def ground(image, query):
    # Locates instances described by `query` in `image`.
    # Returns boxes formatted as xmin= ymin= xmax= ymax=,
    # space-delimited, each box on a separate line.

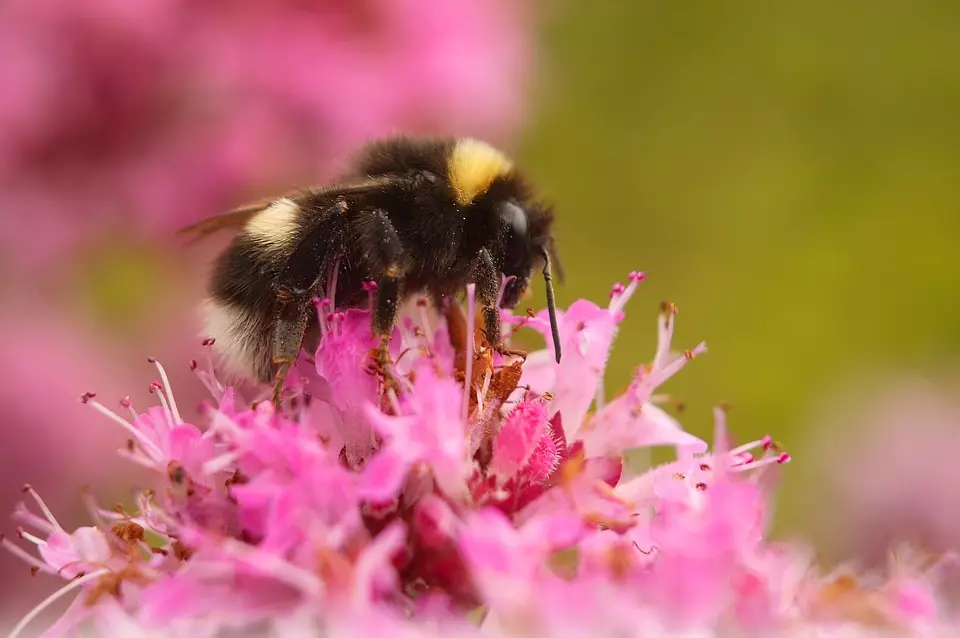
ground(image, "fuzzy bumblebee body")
xmin=183 ymin=136 xmax=562 ymax=406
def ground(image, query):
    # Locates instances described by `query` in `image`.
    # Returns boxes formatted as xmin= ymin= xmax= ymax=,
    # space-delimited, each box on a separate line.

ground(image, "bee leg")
xmin=474 ymin=248 xmax=526 ymax=360
xmin=270 ymin=294 xmax=312 ymax=410
xmin=372 ymin=274 xmax=401 ymax=391
xmin=358 ymin=209 xmax=406 ymax=390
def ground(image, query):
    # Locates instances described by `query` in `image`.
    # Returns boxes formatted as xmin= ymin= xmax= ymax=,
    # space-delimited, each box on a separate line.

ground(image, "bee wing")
xmin=178 ymin=178 xmax=393 ymax=245
xmin=177 ymin=202 xmax=272 ymax=245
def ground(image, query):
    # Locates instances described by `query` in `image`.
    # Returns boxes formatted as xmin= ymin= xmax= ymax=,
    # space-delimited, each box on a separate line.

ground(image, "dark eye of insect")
xmin=498 ymin=200 xmax=528 ymax=269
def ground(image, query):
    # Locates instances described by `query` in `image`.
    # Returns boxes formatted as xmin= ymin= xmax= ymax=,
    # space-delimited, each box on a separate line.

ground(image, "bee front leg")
xmin=474 ymin=248 xmax=526 ymax=360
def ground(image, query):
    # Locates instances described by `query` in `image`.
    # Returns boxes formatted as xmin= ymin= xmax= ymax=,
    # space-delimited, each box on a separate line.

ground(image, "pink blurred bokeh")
xmin=806 ymin=375 xmax=960 ymax=569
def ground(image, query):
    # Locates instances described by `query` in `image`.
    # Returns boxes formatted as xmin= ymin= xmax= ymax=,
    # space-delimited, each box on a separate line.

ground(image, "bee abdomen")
xmin=201 ymin=297 xmax=275 ymax=383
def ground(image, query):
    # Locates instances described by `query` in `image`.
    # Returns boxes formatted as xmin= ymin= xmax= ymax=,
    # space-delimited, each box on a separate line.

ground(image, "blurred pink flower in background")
xmin=0 ymin=0 xmax=531 ymax=271
xmin=807 ymin=376 xmax=960 ymax=569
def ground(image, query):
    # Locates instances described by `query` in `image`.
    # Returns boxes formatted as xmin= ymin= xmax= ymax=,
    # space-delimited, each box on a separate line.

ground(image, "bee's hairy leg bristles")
xmin=360 ymin=208 xmax=406 ymax=392
xmin=474 ymin=248 xmax=527 ymax=360
xmin=271 ymin=359 xmax=294 ymax=410
xmin=372 ymin=336 xmax=400 ymax=394
xmin=540 ymin=246 xmax=562 ymax=363
xmin=269 ymin=296 xmax=312 ymax=411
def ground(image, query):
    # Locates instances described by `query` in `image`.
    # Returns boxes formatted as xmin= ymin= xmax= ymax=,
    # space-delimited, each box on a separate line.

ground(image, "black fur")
xmin=206 ymin=135 xmax=559 ymax=393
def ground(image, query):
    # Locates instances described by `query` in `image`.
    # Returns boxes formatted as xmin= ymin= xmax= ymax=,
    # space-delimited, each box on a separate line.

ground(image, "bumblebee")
xmin=180 ymin=136 xmax=562 ymax=407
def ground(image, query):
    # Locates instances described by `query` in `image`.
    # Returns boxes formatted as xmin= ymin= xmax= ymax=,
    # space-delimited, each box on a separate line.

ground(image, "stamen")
xmin=219 ymin=540 xmax=322 ymax=595
xmin=203 ymin=452 xmax=241 ymax=476
xmin=386 ymin=388 xmax=403 ymax=417
xmin=609 ymin=270 xmax=646 ymax=315
xmin=116 ymin=449 xmax=161 ymax=471
xmin=22 ymin=485 xmax=61 ymax=529
xmin=16 ymin=527 xmax=46 ymax=546
xmin=463 ymin=283 xmax=476 ymax=424
xmin=1 ymin=536 xmax=56 ymax=574
xmin=649 ymin=342 xmax=707 ymax=388
xmin=729 ymin=438 xmax=770 ymax=458
xmin=328 ymin=256 xmax=342 ymax=310
xmin=731 ymin=454 xmax=789 ymax=473
xmin=479 ymin=366 xmax=493 ymax=410
xmin=191 ymin=353 xmax=224 ymax=398
xmin=80 ymin=488 xmax=107 ymax=531
xmin=149 ymin=359 xmax=183 ymax=425
xmin=149 ymin=381 xmax=176 ymax=430
xmin=85 ymin=400 xmax=164 ymax=462
xmin=417 ymin=300 xmax=435 ymax=347
xmin=8 ymin=569 xmax=111 ymax=638
xmin=12 ymin=503 xmax=55 ymax=535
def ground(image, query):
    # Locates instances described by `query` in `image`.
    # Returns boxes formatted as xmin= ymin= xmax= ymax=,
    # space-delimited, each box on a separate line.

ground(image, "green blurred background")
xmin=520 ymin=0 xmax=960 ymax=534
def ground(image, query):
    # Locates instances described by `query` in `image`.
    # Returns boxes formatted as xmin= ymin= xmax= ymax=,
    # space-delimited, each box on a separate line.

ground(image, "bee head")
xmin=496 ymin=198 xmax=558 ymax=308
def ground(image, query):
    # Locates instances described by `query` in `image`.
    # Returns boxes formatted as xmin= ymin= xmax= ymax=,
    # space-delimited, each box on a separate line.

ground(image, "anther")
xmin=79 ymin=392 xmax=96 ymax=404
xmin=628 ymin=271 xmax=646 ymax=283
xmin=201 ymin=337 xmax=216 ymax=347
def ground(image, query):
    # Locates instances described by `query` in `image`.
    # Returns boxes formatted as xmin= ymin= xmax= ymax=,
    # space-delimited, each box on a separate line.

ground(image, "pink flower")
xmin=7 ymin=274 xmax=959 ymax=637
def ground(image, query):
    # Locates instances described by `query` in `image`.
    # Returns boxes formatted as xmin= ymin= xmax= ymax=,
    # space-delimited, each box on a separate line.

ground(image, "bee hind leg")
xmin=270 ymin=295 xmax=312 ymax=411
xmin=358 ymin=209 xmax=406 ymax=391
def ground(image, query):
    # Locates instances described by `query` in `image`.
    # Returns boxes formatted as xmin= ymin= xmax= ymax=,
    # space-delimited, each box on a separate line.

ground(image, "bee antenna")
xmin=540 ymin=246 xmax=562 ymax=363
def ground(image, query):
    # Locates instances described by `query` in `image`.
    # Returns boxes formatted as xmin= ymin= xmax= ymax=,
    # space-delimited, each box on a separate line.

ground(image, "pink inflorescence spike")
xmin=10 ymin=273 xmax=938 ymax=638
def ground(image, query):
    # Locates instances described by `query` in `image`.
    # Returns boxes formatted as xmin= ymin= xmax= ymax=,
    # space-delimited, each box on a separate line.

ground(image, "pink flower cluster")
xmin=6 ymin=275 xmax=956 ymax=637
xmin=0 ymin=0 xmax=529 ymax=270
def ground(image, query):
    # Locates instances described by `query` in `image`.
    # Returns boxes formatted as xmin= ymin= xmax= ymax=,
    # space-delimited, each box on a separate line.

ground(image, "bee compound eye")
xmin=498 ymin=201 xmax=528 ymax=239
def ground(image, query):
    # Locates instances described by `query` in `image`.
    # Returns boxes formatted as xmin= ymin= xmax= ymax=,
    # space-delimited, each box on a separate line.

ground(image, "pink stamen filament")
xmin=12 ymin=505 xmax=55 ymax=536
xmin=417 ymin=300 xmax=435 ymax=347
xmin=8 ymin=569 xmax=111 ymax=638
xmin=653 ymin=311 xmax=674 ymax=370
xmin=23 ymin=486 xmax=61 ymax=530
xmin=479 ymin=366 xmax=493 ymax=409
xmin=731 ymin=452 xmax=790 ymax=473
xmin=315 ymin=298 xmax=330 ymax=338
xmin=151 ymin=383 xmax=176 ymax=431
xmin=1 ymin=536 xmax=57 ymax=574
xmin=328 ymin=257 xmax=341 ymax=310
xmin=219 ymin=540 xmax=323 ymax=595
xmin=150 ymin=359 xmax=183 ymax=425
xmin=203 ymin=452 xmax=241 ymax=476
xmin=86 ymin=401 xmax=165 ymax=462
xmin=16 ymin=527 xmax=46 ymax=546
xmin=609 ymin=270 xmax=645 ymax=315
